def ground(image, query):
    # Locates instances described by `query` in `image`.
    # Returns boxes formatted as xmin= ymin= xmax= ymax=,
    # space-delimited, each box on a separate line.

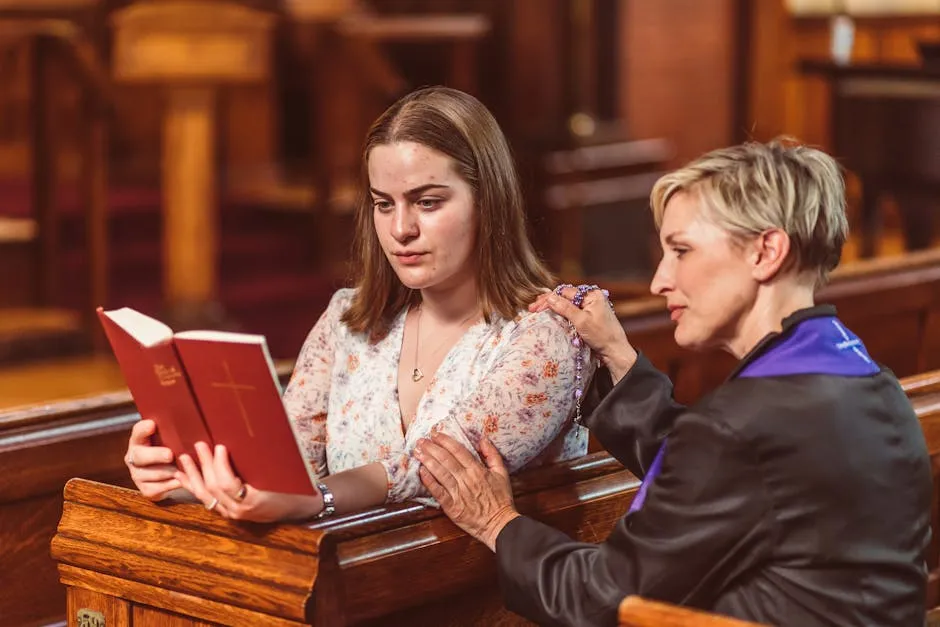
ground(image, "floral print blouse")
xmin=282 ymin=288 xmax=593 ymax=504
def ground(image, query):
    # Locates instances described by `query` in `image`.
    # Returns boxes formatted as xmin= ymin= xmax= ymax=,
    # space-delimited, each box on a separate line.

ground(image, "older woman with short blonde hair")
xmin=417 ymin=139 xmax=932 ymax=626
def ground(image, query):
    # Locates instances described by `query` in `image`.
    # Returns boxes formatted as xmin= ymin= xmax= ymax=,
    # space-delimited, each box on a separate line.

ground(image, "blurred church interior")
xmin=0 ymin=0 xmax=937 ymax=402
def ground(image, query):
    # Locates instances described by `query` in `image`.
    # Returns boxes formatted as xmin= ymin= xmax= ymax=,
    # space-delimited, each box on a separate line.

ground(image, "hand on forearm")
xmin=417 ymin=434 xmax=518 ymax=552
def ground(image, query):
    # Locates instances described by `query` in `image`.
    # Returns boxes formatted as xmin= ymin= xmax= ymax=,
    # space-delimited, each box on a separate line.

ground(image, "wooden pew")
xmin=51 ymin=453 xmax=636 ymax=626
xmin=619 ymin=596 xmax=767 ymax=626
xmin=906 ymin=370 xmax=940 ymax=613
xmin=0 ymin=361 xmax=291 ymax=626
xmin=44 ymin=367 xmax=940 ymax=626
xmin=6 ymin=248 xmax=940 ymax=624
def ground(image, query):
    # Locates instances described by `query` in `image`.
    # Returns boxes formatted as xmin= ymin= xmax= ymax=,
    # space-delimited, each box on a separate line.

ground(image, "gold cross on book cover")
xmin=97 ymin=307 xmax=316 ymax=496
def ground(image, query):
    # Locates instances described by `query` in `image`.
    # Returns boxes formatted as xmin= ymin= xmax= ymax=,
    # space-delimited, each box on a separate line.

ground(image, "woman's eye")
xmin=673 ymin=247 xmax=688 ymax=258
xmin=372 ymin=200 xmax=392 ymax=212
xmin=417 ymin=198 xmax=441 ymax=210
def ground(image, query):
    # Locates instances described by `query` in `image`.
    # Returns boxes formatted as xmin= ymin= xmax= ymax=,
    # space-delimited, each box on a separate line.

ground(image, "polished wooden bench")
xmin=51 ymin=452 xmax=636 ymax=626
xmin=7 ymin=248 xmax=940 ymax=624
xmin=43 ymin=368 xmax=940 ymax=626
xmin=619 ymin=596 xmax=767 ymax=626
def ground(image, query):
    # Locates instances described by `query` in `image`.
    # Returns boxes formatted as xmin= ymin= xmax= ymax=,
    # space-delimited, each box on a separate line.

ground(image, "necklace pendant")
xmin=412 ymin=367 xmax=424 ymax=382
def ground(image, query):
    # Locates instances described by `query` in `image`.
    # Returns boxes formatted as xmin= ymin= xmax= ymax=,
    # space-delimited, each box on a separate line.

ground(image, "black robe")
xmin=496 ymin=306 xmax=932 ymax=626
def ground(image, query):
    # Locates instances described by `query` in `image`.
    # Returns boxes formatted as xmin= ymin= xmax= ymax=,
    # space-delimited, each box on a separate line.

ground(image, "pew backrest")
xmin=618 ymin=596 xmax=768 ymax=626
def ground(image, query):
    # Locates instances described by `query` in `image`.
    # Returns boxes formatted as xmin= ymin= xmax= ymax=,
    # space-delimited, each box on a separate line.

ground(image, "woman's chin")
xmin=392 ymin=270 xmax=432 ymax=290
xmin=673 ymin=325 xmax=709 ymax=352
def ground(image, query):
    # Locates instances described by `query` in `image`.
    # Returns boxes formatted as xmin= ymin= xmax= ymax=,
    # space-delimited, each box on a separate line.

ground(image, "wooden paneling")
xmin=747 ymin=5 xmax=940 ymax=147
xmin=67 ymin=586 xmax=130 ymax=627
xmin=0 ymin=494 xmax=66 ymax=626
xmin=620 ymin=0 xmax=738 ymax=165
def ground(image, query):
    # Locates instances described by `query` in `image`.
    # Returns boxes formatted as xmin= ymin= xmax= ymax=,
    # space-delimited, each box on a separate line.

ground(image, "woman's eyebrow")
xmin=370 ymin=184 xmax=452 ymax=199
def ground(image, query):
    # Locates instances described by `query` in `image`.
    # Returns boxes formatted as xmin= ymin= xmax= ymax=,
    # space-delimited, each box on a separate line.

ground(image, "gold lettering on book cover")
xmin=154 ymin=364 xmax=184 ymax=387
xmin=211 ymin=360 xmax=256 ymax=437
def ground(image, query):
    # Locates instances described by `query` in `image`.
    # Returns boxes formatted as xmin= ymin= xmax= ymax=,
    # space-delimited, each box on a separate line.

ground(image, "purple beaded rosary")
xmin=553 ymin=283 xmax=610 ymax=424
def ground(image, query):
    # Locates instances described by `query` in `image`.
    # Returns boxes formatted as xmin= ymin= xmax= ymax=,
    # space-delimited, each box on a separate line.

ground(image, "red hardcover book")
xmin=97 ymin=307 xmax=315 ymax=496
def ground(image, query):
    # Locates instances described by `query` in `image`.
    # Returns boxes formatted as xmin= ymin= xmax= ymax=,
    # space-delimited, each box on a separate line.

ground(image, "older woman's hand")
xmin=416 ymin=433 xmax=520 ymax=552
xmin=175 ymin=442 xmax=322 ymax=523
xmin=530 ymin=286 xmax=638 ymax=383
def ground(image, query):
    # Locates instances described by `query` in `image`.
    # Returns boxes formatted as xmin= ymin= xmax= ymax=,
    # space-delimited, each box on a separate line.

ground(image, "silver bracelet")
xmin=316 ymin=482 xmax=335 ymax=519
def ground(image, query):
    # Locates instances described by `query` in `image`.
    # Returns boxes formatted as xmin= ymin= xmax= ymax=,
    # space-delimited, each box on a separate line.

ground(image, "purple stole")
xmin=627 ymin=316 xmax=878 ymax=514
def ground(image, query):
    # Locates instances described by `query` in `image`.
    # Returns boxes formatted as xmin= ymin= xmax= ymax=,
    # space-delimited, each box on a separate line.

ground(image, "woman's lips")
xmin=395 ymin=252 xmax=426 ymax=265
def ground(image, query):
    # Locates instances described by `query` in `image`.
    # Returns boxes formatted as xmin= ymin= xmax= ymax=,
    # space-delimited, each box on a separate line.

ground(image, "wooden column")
xmin=110 ymin=1 xmax=274 ymax=328
xmin=162 ymin=87 xmax=218 ymax=319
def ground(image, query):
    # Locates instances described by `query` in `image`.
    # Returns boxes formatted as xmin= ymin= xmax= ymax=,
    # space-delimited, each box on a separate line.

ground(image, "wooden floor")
xmin=0 ymin=228 xmax=921 ymax=412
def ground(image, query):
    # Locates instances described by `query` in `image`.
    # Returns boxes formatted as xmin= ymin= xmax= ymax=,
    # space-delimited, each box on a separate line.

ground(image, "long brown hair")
xmin=341 ymin=86 xmax=553 ymax=338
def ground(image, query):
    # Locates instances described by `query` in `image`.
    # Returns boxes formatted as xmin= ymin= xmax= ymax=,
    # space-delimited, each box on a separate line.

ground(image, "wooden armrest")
xmin=619 ymin=596 xmax=769 ymax=626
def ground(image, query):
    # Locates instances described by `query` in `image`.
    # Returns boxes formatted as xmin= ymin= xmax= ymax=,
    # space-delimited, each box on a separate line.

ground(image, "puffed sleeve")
xmin=495 ymin=407 xmax=775 ymax=627
xmin=281 ymin=289 xmax=352 ymax=479
xmin=383 ymin=311 xmax=594 ymax=503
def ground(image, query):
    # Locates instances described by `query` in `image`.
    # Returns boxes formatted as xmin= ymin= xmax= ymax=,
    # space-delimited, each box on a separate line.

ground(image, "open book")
xmin=97 ymin=307 xmax=315 ymax=496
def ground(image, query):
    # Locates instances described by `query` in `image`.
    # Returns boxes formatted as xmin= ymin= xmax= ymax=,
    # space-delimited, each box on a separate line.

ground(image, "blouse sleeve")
xmin=281 ymin=289 xmax=350 ymax=479
xmin=383 ymin=311 xmax=593 ymax=503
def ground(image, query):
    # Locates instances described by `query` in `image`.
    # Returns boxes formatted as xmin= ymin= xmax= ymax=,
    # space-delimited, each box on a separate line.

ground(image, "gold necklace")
xmin=412 ymin=305 xmax=480 ymax=382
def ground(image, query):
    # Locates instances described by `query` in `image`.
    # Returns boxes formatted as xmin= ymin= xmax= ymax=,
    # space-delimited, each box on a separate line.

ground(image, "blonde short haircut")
xmin=650 ymin=138 xmax=848 ymax=284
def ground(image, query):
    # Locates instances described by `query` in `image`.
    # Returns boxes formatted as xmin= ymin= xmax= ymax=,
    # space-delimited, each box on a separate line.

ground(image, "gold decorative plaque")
xmin=77 ymin=608 xmax=105 ymax=627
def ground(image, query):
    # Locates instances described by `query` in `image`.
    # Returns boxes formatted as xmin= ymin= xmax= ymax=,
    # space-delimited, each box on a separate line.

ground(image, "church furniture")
xmin=0 ymin=0 xmax=112 ymax=354
xmin=618 ymin=595 xmax=768 ymax=626
xmin=800 ymin=60 xmax=940 ymax=258
xmin=52 ymin=452 xmax=636 ymax=626
xmin=539 ymin=136 xmax=672 ymax=279
xmin=0 ymin=360 xmax=293 ymax=627
xmin=109 ymin=1 xmax=276 ymax=330
xmin=45 ymin=366 xmax=940 ymax=626
xmin=901 ymin=369 xmax=940 ymax=611
xmin=6 ymin=248 xmax=940 ymax=624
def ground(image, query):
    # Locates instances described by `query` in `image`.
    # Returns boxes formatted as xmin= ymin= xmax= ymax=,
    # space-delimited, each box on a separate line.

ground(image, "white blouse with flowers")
xmin=281 ymin=288 xmax=593 ymax=504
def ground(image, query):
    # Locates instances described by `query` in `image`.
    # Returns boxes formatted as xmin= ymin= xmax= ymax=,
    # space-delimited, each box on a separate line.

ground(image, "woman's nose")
xmin=650 ymin=258 xmax=673 ymax=296
xmin=391 ymin=205 xmax=418 ymax=241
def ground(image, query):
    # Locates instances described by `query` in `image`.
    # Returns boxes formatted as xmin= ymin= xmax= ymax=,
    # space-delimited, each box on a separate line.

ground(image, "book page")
xmin=101 ymin=308 xmax=174 ymax=348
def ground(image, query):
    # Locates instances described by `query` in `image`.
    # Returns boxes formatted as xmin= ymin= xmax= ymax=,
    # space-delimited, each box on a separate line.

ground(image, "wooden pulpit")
xmin=110 ymin=2 xmax=275 ymax=329
xmin=51 ymin=452 xmax=637 ymax=626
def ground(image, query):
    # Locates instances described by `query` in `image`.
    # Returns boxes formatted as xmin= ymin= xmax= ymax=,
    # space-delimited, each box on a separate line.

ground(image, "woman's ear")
xmin=750 ymin=228 xmax=791 ymax=282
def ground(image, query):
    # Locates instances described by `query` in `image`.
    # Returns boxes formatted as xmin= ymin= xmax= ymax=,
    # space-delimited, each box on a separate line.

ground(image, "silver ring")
xmin=234 ymin=484 xmax=247 ymax=501
xmin=126 ymin=453 xmax=136 ymax=467
xmin=205 ymin=498 xmax=219 ymax=511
